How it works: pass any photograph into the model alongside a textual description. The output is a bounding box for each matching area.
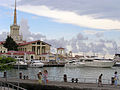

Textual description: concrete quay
[0,78,120,90]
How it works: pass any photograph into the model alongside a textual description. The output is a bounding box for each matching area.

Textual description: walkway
[0,78,120,90]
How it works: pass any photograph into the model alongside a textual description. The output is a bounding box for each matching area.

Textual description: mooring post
[19,72,22,79]
[63,74,67,82]
[3,71,6,78]
[71,78,74,83]
[75,78,78,83]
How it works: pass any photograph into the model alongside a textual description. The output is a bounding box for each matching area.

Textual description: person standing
[37,71,42,84]
[43,70,48,84]
[98,74,103,87]
[114,71,119,86]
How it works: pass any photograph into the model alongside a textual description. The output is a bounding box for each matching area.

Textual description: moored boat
[28,60,44,68]
[65,60,85,68]
[83,58,115,68]
[114,62,120,66]
[13,61,28,69]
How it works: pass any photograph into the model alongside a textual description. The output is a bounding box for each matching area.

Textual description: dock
[13,65,28,69]
[0,78,120,90]
[43,62,65,67]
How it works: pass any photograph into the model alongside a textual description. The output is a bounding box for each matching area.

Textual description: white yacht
[77,61,85,67]
[83,58,115,68]
[29,60,44,68]
[14,58,28,69]
[65,60,85,68]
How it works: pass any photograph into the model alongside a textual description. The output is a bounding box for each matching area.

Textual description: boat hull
[29,63,44,68]
[65,62,85,68]
[85,60,114,68]
[114,62,120,67]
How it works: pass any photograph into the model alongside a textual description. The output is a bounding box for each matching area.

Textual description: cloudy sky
[0,0,120,56]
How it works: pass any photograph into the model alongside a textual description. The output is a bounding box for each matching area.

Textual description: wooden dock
[0,78,120,90]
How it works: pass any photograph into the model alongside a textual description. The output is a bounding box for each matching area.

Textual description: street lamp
[17,57,20,89]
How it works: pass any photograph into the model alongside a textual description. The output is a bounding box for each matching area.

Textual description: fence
[0,72,117,86]
[0,81,27,90]
[47,75,112,84]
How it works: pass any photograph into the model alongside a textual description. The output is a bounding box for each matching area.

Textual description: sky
[0,0,120,57]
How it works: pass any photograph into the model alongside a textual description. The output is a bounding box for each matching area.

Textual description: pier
[43,62,65,67]
[0,77,120,90]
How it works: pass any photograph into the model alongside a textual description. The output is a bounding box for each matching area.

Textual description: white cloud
[19,18,46,41]
[16,5,120,30]
[83,30,104,35]
[0,0,21,7]
[0,31,8,41]
[66,45,72,52]
[1,0,120,31]
[0,29,8,34]
[105,43,113,48]
[0,26,118,56]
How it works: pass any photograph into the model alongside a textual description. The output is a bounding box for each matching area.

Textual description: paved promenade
[0,78,120,90]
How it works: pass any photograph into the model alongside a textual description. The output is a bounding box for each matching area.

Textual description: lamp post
[18,57,20,89]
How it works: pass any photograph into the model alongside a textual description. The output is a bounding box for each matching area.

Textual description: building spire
[14,0,17,25]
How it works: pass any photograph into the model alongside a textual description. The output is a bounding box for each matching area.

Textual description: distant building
[57,47,65,56]
[9,0,23,44]
[0,51,35,60]
[0,0,51,60]
[18,40,51,60]
[0,41,7,53]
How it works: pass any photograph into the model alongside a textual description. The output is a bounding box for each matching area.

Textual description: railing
[25,74,112,84]
[0,74,114,87]
[47,75,111,84]
[0,81,27,90]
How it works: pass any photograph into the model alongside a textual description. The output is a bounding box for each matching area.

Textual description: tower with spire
[10,0,23,43]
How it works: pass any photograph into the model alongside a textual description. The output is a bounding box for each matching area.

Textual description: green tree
[0,56,16,71]
[3,36,18,51]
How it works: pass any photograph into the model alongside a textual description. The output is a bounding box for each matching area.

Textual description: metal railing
[0,81,27,90]
[47,75,112,84]
[27,74,112,84]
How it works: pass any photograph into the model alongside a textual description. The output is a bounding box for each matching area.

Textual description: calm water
[1,67,120,84]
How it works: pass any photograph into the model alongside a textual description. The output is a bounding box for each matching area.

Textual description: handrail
[47,75,111,84]
[0,81,27,90]
[0,62,15,67]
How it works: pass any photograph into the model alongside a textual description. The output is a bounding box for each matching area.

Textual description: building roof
[57,47,65,49]
[0,51,35,55]
[0,41,5,45]
[18,40,51,46]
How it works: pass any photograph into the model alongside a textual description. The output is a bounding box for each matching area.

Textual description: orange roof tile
[18,40,51,46]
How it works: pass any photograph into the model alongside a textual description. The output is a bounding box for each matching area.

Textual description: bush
[0,56,16,71]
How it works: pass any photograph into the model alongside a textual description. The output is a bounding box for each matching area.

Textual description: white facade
[0,44,7,53]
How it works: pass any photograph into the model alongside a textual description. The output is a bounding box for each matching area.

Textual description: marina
[1,0,120,90]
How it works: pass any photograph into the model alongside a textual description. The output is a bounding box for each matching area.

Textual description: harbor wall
[12,82,109,90]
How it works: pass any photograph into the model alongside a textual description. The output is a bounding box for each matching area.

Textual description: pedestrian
[98,74,103,87]
[114,71,119,86]
[43,70,48,84]
[37,70,42,84]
